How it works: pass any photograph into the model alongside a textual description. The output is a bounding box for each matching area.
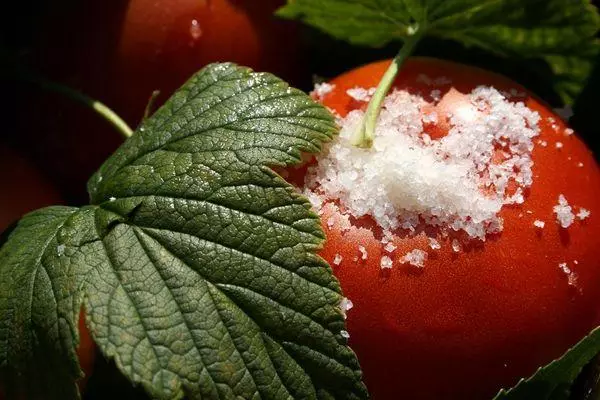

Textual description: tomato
[306,58,600,399]
[12,0,300,203]
[0,144,96,395]
[0,143,62,233]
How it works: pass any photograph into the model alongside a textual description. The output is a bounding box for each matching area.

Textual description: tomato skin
[111,0,301,124]
[0,144,96,395]
[12,0,300,203]
[0,144,62,233]
[313,58,600,399]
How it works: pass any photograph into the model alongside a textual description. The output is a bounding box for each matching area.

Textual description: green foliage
[0,63,368,400]
[277,0,600,104]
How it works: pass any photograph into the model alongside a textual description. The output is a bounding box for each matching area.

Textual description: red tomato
[14,0,300,202]
[0,144,96,395]
[0,144,62,232]
[306,58,600,399]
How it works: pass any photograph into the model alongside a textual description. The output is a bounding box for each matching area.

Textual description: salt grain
[340,330,350,339]
[428,238,441,250]
[400,249,427,268]
[313,82,335,99]
[554,194,575,228]
[564,128,574,136]
[384,242,397,253]
[577,208,591,220]
[333,254,343,265]
[304,86,540,242]
[358,245,368,260]
[57,244,65,256]
[347,87,375,102]
[555,142,563,149]
[451,239,461,253]
[533,220,545,229]
[380,255,393,269]
[340,297,353,319]
[559,262,578,287]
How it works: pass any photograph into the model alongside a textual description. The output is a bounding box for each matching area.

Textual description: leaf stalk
[351,28,424,148]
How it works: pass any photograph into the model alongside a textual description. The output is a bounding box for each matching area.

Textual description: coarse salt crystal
[451,239,461,253]
[340,297,353,319]
[380,255,393,269]
[554,194,575,228]
[555,142,563,149]
[327,216,335,228]
[340,330,350,339]
[558,262,578,287]
[533,220,545,228]
[577,208,591,220]
[347,87,375,102]
[304,86,540,242]
[358,245,368,260]
[57,244,65,256]
[312,82,335,99]
[384,242,397,253]
[400,249,427,268]
[539,140,548,147]
[428,238,441,250]
[422,111,438,124]
[333,254,343,265]
[564,128,574,136]
[577,162,584,168]
[109,197,116,202]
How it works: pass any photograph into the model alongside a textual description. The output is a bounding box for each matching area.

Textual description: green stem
[351,28,424,148]
[36,78,134,138]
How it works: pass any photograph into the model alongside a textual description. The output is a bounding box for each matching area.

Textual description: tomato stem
[351,28,424,148]
[15,70,134,139]
[40,79,134,138]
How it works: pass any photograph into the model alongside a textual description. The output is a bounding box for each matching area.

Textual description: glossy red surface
[312,58,600,399]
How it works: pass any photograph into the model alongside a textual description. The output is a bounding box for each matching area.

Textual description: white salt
[339,297,353,319]
[422,111,438,124]
[380,255,393,269]
[327,216,335,228]
[554,194,575,228]
[577,162,584,168]
[559,262,578,287]
[384,242,397,253]
[312,82,335,99]
[358,245,368,260]
[304,86,540,242]
[109,197,116,202]
[428,238,441,250]
[564,128,574,136]
[347,87,375,102]
[400,249,427,268]
[451,239,461,253]
[333,254,343,265]
[533,220,545,229]
[539,140,548,147]
[555,142,563,149]
[340,330,350,339]
[57,244,65,256]
[577,208,591,220]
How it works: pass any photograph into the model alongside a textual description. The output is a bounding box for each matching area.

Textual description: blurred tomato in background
[3,0,302,206]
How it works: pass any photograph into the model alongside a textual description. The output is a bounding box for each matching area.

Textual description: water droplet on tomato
[189,19,203,40]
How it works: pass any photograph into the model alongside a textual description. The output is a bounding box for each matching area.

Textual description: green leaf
[277,0,600,103]
[0,206,85,399]
[494,326,600,400]
[0,63,368,400]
